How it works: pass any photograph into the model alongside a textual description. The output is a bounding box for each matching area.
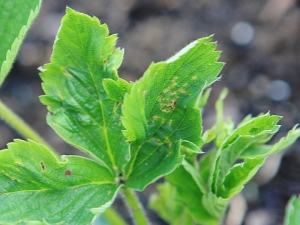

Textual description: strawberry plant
[285,195,300,225]
[0,3,300,225]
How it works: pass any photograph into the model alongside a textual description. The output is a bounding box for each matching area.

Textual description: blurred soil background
[1,0,300,224]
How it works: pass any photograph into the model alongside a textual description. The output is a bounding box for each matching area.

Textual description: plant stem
[103,207,129,225]
[0,100,56,154]
[120,186,150,225]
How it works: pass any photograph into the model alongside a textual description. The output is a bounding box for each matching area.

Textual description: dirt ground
[1,0,300,224]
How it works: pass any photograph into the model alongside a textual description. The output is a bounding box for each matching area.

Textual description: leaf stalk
[0,100,56,154]
[103,207,129,225]
[121,186,150,225]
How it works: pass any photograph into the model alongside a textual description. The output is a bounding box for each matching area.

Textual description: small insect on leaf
[40,162,45,171]
[65,169,72,176]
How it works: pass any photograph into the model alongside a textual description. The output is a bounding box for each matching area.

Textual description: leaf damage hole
[40,162,45,171]
[65,169,72,176]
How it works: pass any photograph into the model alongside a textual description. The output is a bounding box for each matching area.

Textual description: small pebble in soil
[266,79,291,101]
[230,21,255,46]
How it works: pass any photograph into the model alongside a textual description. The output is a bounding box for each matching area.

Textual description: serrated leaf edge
[0,0,41,87]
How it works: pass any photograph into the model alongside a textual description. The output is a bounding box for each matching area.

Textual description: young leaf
[219,157,265,198]
[216,88,228,128]
[40,8,130,176]
[123,36,224,190]
[213,88,234,147]
[0,140,120,224]
[285,195,300,225]
[103,78,132,103]
[151,89,300,225]
[196,88,212,109]
[166,166,221,225]
[149,183,195,225]
[212,113,281,194]
[240,125,300,158]
[0,0,41,86]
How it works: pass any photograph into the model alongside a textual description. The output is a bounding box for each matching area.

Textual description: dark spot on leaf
[119,179,125,184]
[40,162,45,171]
[65,169,71,176]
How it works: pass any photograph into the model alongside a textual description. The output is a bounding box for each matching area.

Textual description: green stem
[103,207,129,225]
[0,100,56,154]
[121,186,150,225]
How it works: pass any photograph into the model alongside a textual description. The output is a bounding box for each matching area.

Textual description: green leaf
[0,0,41,87]
[40,8,130,176]
[284,195,300,225]
[182,159,207,194]
[181,140,203,155]
[212,113,281,194]
[166,166,221,225]
[103,78,132,103]
[214,88,234,147]
[196,88,212,109]
[223,113,281,149]
[122,36,224,190]
[150,164,228,225]
[162,92,298,224]
[151,79,300,225]
[219,157,265,198]
[3,221,50,225]
[0,140,120,224]
[202,125,216,144]
[216,88,229,128]
[149,183,194,225]
[240,125,300,158]
[199,148,219,191]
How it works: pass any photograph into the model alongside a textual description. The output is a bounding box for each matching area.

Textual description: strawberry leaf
[150,91,300,225]
[149,182,195,225]
[122,37,224,190]
[285,195,300,225]
[0,140,120,224]
[40,8,130,176]
[0,0,41,86]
